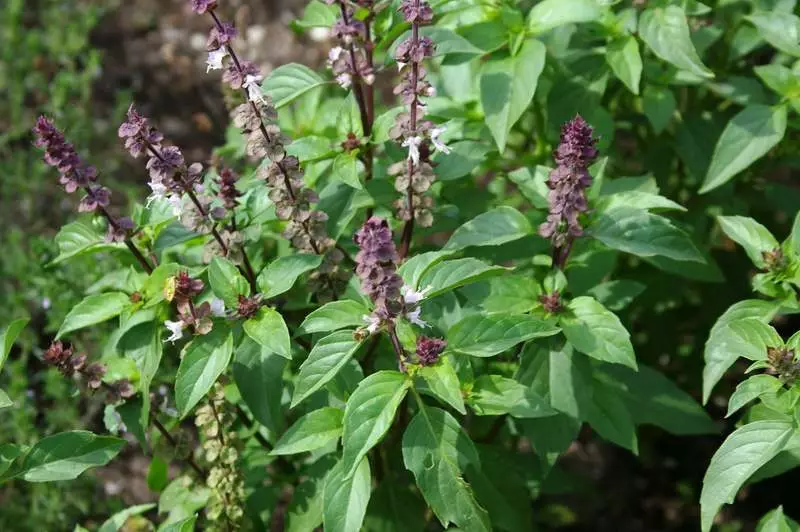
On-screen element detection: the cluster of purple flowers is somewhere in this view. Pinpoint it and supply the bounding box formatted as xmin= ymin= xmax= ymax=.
xmin=416 ymin=336 xmax=446 ymax=366
xmin=354 ymin=217 xmax=405 ymax=323
xmin=325 ymin=1 xmax=376 ymax=90
xmin=195 ymin=2 xmax=346 ymax=300
xmin=33 ymin=116 xmax=135 ymax=243
xmin=353 ymin=217 xmax=430 ymax=334
xmin=44 ymin=341 xmax=134 ymax=403
xmin=539 ymin=115 xmax=598 ymax=253
xmin=389 ymin=0 xmax=448 ymax=229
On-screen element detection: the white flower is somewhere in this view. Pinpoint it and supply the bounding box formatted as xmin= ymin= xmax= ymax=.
xmin=206 ymin=48 xmax=228 ymax=72
xmin=243 ymin=74 xmax=266 ymax=105
xmin=407 ymin=307 xmax=429 ymax=328
xmin=335 ymin=73 xmax=352 ymax=89
xmin=402 ymin=136 xmax=422 ymax=166
xmin=328 ymin=46 xmax=343 ymax=64
xmin=209 ymin=297 xmax=226 ymax=317
xmin=363 ymin=314 xmax=381 ymax=334
xmin=167 ymin=193 xmax=183 ymax=216
xmin=146 ymin=182 xmax=167 ymax=207
xmin=430 ymin=127 xmax=451 ymax=155
xmin=402 ymin=284 xmax=432 ymax=306
xmin=164 ymin=320 xmax=185 ymax=343
xmin=397 ymin=61 xmax=406 ymax=71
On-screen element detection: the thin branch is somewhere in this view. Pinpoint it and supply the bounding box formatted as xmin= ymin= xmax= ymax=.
xmin=152 ymin=417 xmax=207 ymax=478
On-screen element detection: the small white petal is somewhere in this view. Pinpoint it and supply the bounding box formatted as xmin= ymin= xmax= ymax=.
xmin=430 ymin=127 xmax=451 ymax=155
xmin=401 ymin=284 xmax=431 ymax=305
xmin=243 ymin=74 xmax=266 ymax=105
xmin=336 ymin=73 xmax=352 ymax=89
xmin=328 ymin=46 xmax=344 ymax=63
xmin=407 ymin=308 xmax=429 ymax=328
xmin=401 ymin=136 xmax=422 ymax=166
xmin=206 ymin=48 xmax=228 ymax=73
xmin=164 ymin=320 xmax=185 ymax=343
xmin=167 ymin=194 xmax=183 ymax=216
xmin=209 ymin=298 xmax=226 ymax=317
xmin=397 ymin=61 xmax=406 ymax=71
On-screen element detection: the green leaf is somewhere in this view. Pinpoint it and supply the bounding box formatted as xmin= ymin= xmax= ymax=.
xmin=147 ymin=455 xmax=168 ymax=492
xmin=755 ymin=65 xmax=800 ymax=99
xmin=158 ymin=516 xmax=197 ymax=532
xmin=469 ymin=375 xmax=556 ymax=418
xmin=547 ymin=340 xmax=593 ymax=418
xmin=757 ymin=507 xmax=798 ymax=532
xmin=527 ymin=0 xmax=603 ymax=34
xmin=292 ymin=331 xmax=364 ymax=407
xmin=642 ymin=85 xmax=676 ymax=134
xmin=586 ymin=280 xmax=646 ymax=312
xmin=599 ymin=190 xmax=687 ymax=213
xmin=298 ymin=300 xmax=370 ymax=335
xmin=257 ymin=254 xmax=323 ymax=298
xmin=703 ymin=300 xmax=780 ymax=403
xmin=448 ymin=314 xmax=560 ymax=358
xmin=118 ymin=321 xmax=162 ymax=431
xmin=433 ymin=141 xmax=492 ymax=181
xmin=388 ymin=27 xmax=483 ymax=61
xmin=700 ymin=104 xmax=788 ymax=194
xmin=56 ymin=292 xmax=131 ymax=339
xmin=444 ymin=206 xmax=533 ymax=251
xmin=243 ymin=307 xmax=291 ymax=359
xmin=480 ymin=39 xmax=546 ymax=152
xmin=727 ymin=374 xmax=783 ymax=418
xmin=746 ymin=11 xmax=800 ymax=57
xmin=701 ymin=421 xmax=794 ymax=532
xmin=286 ymin=458 xmax=334 ymax=532
xmin=175 ymin=324 xmax=233 ymax=417
xmin=12 ymin=431 xmax=124 ymax=482
xmin=364 ymin=480 xmax=427 ymax=532
xmin=1 ymin=317 xmax=28 ymax=371
xmin=717 ymin=215 xmax=780 ymax=268
xmin=0 ymin=389 xmax=12 ymax=410
xmin=397 ymin=251 xmax=456 ymax=290
xmin=323 ymin=458 xmax=372 ymax=532
xmin=585 ymin=378 xmax=638 ymax=453
xmin=332 ymin=152 xmax=363 ymax=190
xmin=417 ymin=357 xmax=466 ymax=414
xmin=469 ymin=446 xmax=534 ymax=532
xmin=272 ymin=407 xmax=344 ymax=456
xmin=342 ymin=371 xmax=410 ymax=477
xmin=294 ymin=0 xmax=338 ymax=29
xmin=49 ymin=221 xmax=122 ymax=266
xmin=520 ymin=414 xmax=581 ymax=474
xmin=589 ymin=206 xmax=705 ymax=263
xmin=560 ymin=296 xmax=637 ymax=369
xmin=233 ymin=337 xmax=286 ymax=434
xmin=402 ymin=407 xmax=491 ymax=532
xmin=461 ymin=275 xmax=541 ymax=315
xmin=606 ymin=36 xmax=642 ymax=95
xmin=263 ymin=63 xmax=327 ymax=108
xmin=638 ymin=6 xmax=713 ymax=78
xmin=98 ymin=504 xmax=156 ymax=532
xmin=208 ymin=256 xmax=249 ymax=307
xmin=599 ymin=364 xmax=717 ymax=435
xmin=418 ymin=258 xmax=507 ymax=299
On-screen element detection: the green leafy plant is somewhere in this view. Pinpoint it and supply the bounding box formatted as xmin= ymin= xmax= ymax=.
xmin=3 ymin=0 xmax=800 ymax=530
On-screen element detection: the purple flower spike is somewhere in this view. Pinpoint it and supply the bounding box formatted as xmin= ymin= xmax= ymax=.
xmin=32 ymin=116 xmax=97 ymax=193
xmin=539 ymin=115 xmax=598 ymax=260
xmin=354 ymin=217 xmax=404 ymax=317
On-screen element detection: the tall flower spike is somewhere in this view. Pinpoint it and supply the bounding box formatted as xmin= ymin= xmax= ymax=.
xmin=391 ymin=0 xmax=444 ymax=256
xmin=539 ymin=115 xmax=598 ymax=269
xmin=33 ymin=116 xmax=151 ymax=260
xmin=196 ymin=3 xmax=348 ymax=300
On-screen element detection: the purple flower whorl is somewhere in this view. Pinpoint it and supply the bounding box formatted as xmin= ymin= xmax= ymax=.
xmin=539 ymin=115 xmax=598 ymax=267
xmin=354 ymin=217 xmax=404 ymax=320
